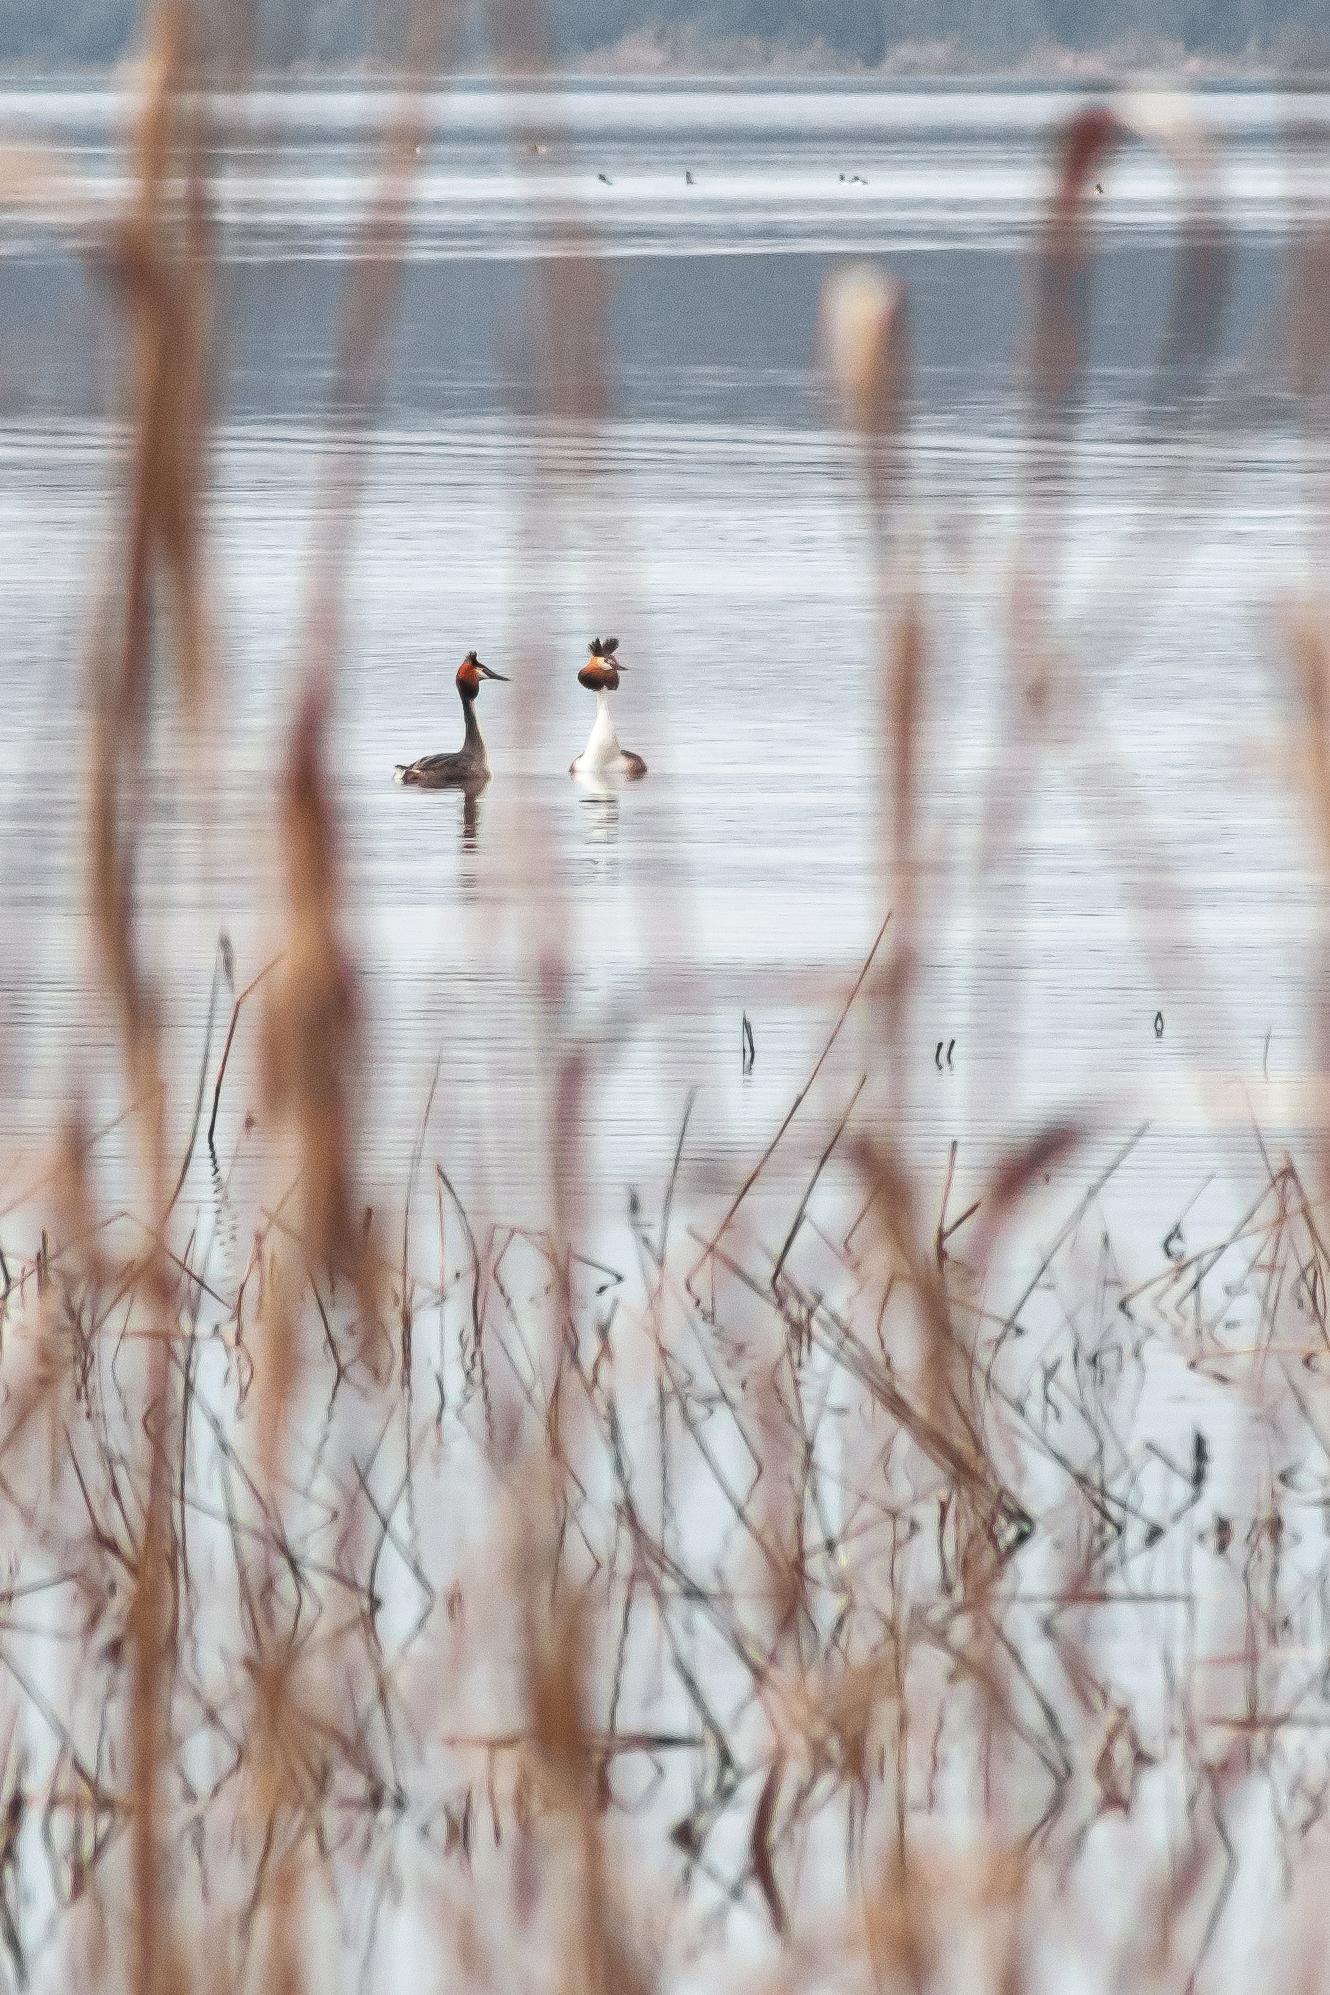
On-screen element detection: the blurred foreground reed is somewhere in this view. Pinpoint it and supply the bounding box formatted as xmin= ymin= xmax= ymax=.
xmin=1 ymin=12 xmax=1330 ymax=1993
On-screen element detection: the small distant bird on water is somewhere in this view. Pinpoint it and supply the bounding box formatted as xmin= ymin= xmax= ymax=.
xmin=685 ymin=169 xmax=694 ymax=185
xmin=597 ymin=171 xmax=613 ymax=185
xmin=570 ymin=637 xmax=647 ymax=780
xmin=394 ymin=651 xmax=508 ymax=789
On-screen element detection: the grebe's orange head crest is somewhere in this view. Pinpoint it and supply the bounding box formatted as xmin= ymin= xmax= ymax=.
xmin=456 ymin=649 xmax=508 ymax=697
xmin=578 ymin=634 xmax=623 ymax=692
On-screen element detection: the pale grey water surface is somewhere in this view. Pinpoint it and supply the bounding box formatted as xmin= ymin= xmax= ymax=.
xmin=0 ymin=80 xmax=1326 ymax=1253
xmin=3 ymin=81 xmax=1330 ymax=1995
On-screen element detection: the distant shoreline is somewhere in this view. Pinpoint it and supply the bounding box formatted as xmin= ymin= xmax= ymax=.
xmin=563 ymin=31 xmax=1330 ymax=85
xmin=0 ymin=37 xmax=1326 ymax=90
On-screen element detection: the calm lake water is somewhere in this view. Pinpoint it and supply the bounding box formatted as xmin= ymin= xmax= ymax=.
xmin=4 ymin=82 xmax=1330 ymax=1995
xmin=0 ymin=80 xmax=1327 ymax=1249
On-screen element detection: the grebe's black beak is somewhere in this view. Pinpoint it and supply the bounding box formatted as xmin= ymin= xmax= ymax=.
xmin=476 ymin=662 xmax=509 ymax=681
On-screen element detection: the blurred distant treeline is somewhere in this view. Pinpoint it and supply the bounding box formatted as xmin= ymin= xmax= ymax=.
xmin=0 ymin=0 xmax=1325 ymax=71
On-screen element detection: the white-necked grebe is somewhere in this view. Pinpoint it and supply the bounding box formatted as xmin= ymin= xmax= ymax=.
xmin=394 ymin=651 xmax=508 ymax=789
xmin=569 ymin=637 xmax=647 ymax=779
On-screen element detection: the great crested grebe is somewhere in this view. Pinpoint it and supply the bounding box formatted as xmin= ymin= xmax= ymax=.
xmin=394 ymin=651 xmax=508 ymax=789
xmin=569 ymin=636 xmax=647 ymax=779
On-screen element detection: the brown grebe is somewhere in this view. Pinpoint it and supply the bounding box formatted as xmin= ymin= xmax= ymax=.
xmin=569 ymin=637 xmax=647 ymax=779
xmin=394 ymin=651 xmax=508 ymax=789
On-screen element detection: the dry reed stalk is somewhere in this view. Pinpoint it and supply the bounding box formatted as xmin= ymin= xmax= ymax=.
xmin=1279 ymin=607 xmax=1330 ymax=1230
xmin=522 ymin=1585 xmax=656 ymax=1995
xmin=258 ymin=678 xmax=375 ymax=1447
xmin=1283 ymin=184 xmax=1330 ymax=1211
xmin=467 ymin=28 xmax=682 ymax=1980
xmin=257 ymin=0 xmax=457 ymax=1416
xmin=240 ymin=16 xmax=465 ymax=1993
xmin=72 ymin=7 xmax=226 ymax=1990
xmin=820 ymin=268 xmax=922 ymax=1125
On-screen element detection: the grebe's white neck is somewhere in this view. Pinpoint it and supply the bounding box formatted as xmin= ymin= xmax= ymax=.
xmin=575 ymin=689 xmax=623 ymax=773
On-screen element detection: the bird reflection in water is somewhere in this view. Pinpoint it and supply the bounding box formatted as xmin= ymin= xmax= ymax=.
xmin=575 ymin=777 xmax=621 ymax=847
xmin=460 ymin=782 xmax=482 ymax=853
xmin=454 ymin=782 xmax=486 ymax=904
